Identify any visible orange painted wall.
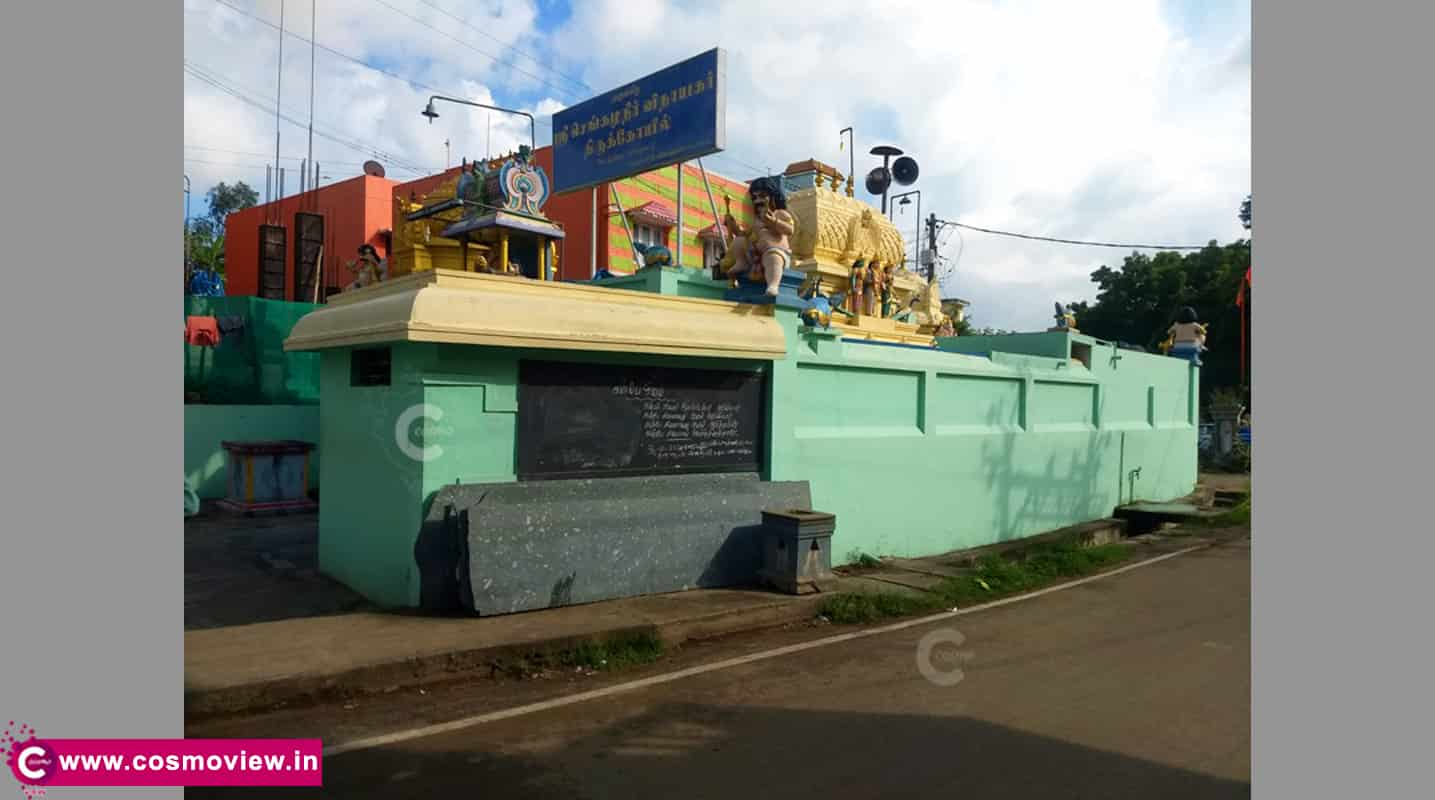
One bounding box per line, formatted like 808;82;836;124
223;146;753;296
224;174;396;300
537;146;607;282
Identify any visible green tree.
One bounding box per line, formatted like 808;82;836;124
1239;194;1251;231
186;219;226;274
206;181;258;228
1067;239;1251;400
186;181;257;276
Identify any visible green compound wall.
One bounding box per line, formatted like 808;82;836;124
769;324;1196;561
310;298;1197;608
185;296;323;405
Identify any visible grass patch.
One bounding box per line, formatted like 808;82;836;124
559;631;666;671
495;630;666;678
820;537;1135;625
843;550;884;570
1203;496;1251;528
821;590;945;624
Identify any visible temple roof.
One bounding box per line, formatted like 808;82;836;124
784;159;843;180
696;222;726;241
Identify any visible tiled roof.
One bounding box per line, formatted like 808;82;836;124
696;222;728;241
626;200;678;227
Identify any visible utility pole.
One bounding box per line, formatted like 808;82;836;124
306;0;315;206
926;212;938;283
274;0;285;203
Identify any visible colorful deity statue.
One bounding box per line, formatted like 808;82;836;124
721;176;797;297
455;158;490;216
344;244;386;291
797;276;850;329
881;263;898;318
1051;302;1078;332
864;260;884;316
635;242;673;268
848;259;867;315
1166;306;1208;366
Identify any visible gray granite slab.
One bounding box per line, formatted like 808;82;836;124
416;473;812;615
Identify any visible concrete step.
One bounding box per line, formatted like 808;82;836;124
1114;502;1224;535
1212;489;1249;507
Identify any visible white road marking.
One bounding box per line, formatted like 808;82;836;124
323;543;1206;757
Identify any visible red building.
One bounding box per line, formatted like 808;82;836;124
223;146;754;299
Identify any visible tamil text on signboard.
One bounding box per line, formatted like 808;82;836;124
551;48;726;195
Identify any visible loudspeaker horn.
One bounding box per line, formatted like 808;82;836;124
865;167;892;196
892;156;919;186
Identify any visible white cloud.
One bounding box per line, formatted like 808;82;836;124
184;0;1249;330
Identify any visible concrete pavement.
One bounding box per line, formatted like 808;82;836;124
185;473;1245;717
188;532;1251;798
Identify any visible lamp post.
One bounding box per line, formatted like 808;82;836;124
892;190;921;270
183;174;192;278
421;95;535;153
839;127;854;196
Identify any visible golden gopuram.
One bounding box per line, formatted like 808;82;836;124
778;159;956;345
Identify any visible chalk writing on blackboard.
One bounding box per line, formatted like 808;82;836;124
518;360;765;480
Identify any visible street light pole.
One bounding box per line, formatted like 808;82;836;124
306;0;315;204
421;95;536;153
839;127;854;195
891;190;921;270
183;174;192;275
274;0;285;199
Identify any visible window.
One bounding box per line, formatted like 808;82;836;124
633;224;664;247
703;239;723;268
350;347;392;386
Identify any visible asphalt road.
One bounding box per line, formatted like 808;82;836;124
191;535;1250;799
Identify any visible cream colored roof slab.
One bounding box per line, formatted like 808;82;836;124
284;269;788;361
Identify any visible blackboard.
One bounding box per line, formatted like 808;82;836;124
517;360;766;480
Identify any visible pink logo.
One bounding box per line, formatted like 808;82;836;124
3;723;50;799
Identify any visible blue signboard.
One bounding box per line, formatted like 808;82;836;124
551;48;726;195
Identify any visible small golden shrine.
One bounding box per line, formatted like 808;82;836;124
388;147;564;282
389;167;494;277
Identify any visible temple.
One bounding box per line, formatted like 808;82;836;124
282;144;1198;613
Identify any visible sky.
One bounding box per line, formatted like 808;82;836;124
183;0;1250;331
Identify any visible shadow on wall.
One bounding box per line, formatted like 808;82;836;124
976;398;1109;545
185;703;1249;799
414;503;474;615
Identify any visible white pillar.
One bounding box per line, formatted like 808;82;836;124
675;162;684;267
